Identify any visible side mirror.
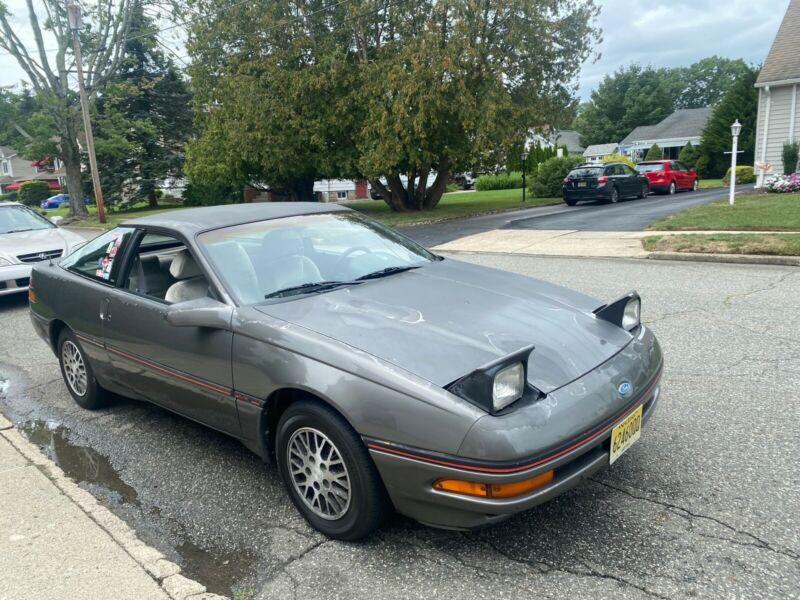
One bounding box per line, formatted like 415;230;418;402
164;297;233;329
50;216;63;226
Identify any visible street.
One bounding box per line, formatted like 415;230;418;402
1;253;798;599
402;186;749;247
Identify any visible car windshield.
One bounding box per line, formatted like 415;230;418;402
635;163;665;172
569;167;604;177
0;205;55;234
197;212;437;305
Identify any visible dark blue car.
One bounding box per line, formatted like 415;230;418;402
40;194;92;209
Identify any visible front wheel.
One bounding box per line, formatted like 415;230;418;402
564;198;577;206
692;179;699;192
638;183;649;199
668;181;676;195
58;329;108;410
276;400;389;540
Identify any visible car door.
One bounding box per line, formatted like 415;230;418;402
102;229;240;436
670;161;686;189
620;164;639;196
55;227;138;385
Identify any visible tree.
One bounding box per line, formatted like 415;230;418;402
93;4;192;208
679;142;699;168
17;180;52;206
187;0;600;211
529;155;582;197
661;57;752;110
574;65;672;146
782;142;799;175
0;0;135;218
695;68;758;178
645;144;662;160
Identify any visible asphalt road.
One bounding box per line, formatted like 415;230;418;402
402;186;751;247
1;254;798;599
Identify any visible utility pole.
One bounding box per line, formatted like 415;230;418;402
67;1;107;223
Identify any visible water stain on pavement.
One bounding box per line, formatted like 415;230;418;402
18;419;139;505
176;537;259;596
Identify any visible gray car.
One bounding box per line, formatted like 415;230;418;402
29;203;663;540
0;201;86;296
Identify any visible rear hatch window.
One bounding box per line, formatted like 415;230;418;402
568;167;604;178
635;163;665;172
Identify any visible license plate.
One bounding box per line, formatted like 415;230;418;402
609;405;643;464
577;181;587;188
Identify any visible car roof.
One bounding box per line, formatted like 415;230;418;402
637;160;670;164
120;202;353;235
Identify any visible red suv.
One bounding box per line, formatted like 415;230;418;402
635;160;699;195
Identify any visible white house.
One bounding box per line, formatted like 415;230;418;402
620;108;712;161
754;0;800;186
582;143;619;163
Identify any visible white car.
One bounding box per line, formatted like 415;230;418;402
0;201;88;296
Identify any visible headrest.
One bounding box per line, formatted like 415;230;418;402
169;250;202;280
261;229;305;259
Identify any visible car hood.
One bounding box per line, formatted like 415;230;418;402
0;228;84;259
256;259;634;393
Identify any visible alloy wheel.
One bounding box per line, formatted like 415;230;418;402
611;188;619;203
61;340;88;397
693;179;699;191
669;182;676;195
287;427;351;520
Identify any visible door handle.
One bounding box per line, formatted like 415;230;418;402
99;298;111;322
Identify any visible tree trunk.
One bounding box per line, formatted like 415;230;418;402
61;126;88;219
373;160;450;212
285;178;316;202
147;187;158;208
423;157;449;210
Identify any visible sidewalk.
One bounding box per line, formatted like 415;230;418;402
0;413;222;600
432;229;799;260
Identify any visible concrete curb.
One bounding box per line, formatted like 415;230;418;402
648;251;800;267
0;420;227;600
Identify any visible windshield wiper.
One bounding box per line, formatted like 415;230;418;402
356;265;421;281
3;228;38;234
264;280;362;300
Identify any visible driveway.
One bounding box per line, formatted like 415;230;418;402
402;187;749;247
0;254;797;599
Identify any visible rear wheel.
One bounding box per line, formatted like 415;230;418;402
564;198;577;206
692;179;699;191
58;329;108;410
668;181;676;195
609;187;619;203
276;400;389;540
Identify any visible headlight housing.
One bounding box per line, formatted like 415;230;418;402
446;345;539;414
594;292;641;332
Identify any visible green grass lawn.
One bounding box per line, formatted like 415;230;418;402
50;190;560;230
643;233;800;256
349;189;559;227
647;193;800;231
699;179;724;189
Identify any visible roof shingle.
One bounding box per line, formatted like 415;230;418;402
757;0;800;85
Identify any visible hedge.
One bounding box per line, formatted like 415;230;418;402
475;172;524;191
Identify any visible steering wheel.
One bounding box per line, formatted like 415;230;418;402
335;246;372;270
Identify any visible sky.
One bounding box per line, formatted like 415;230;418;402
0;0;791;99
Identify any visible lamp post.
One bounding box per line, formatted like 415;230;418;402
729;119;742;206
521;146;530;203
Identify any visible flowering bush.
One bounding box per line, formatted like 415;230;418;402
764;172;800;193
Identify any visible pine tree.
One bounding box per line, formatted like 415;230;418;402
645;144;663;160
679;142;699;168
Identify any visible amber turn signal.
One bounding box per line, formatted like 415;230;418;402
433;470;554;499
27;288;37;303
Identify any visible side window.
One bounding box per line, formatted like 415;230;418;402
676;161;689;171
61;228;134;285
622;164;636;175
125;232;210;304
670;161;682;171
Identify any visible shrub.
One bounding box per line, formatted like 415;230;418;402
529;156;583;198
446;183;458;193
679;142;699;169
475;172;523;191
722;165;755;185
0;191;18;203
17;180;53;207
764;173;800;193
645;144;662;160
602;154;636;168
782;142;799;175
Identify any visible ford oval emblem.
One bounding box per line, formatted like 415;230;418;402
618;382;632;397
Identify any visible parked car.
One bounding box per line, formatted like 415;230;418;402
0;202;87;296
452;172;475;190
40;193;92;209
635;160;699;195
562;162;650;206
30;203;663;540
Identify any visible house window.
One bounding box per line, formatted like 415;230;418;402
1;161;8;175
336;191;347;200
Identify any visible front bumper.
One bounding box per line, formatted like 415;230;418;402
370;378;660;530
0;264;33;296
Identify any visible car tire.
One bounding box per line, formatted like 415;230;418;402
564;199;577;206
668;181;676;195
57;329;109;410
638;183;649;199
609;187;619;203
692;179;699;192
276;399;389;540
